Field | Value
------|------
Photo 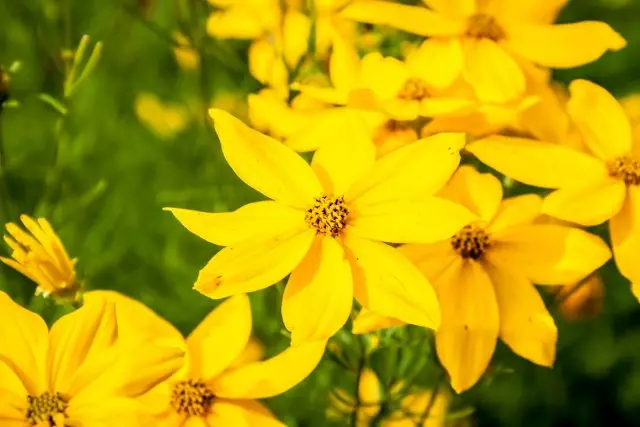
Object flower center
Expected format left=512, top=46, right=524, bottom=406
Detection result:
left=397, top=78, right=431, bottom=101
left=171, top=379, right=216, bottom=417
left=305, top=195, right=349, bottom=237
left=466, top=13, right=505, bottom=41
left=450, top=224, right=491, bottom=260
left=26, top=392, right=68, bottom=426
left=607, top=155, right=640, bottom=185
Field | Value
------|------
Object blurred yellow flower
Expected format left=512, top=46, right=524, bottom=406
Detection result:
left=327, top=368, right=382, bottom=426
left=554, top=274, right=605, bottom=322
left=135, top=92, right=190, bottom=139
left=172, top=32, right=200, bottom=71
left=467, top=80, right=640, bottom=302
left=355, top=166, right=611, bottom=392
left=1, top=214, right=80, bottom=301
left=0, top=291, right=184, bottom=425
left=373, top=120, right=419, bottom=158
left=341, top=0, right=625, bottom=103
left=167, top=109, right=475, bottom=344
left=384, top=388, right=449, bottom=427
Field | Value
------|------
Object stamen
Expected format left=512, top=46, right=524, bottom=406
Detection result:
left=397, top=78, right=431, bottom=101
left=26, top=392, right=68, bottom=426
left=466, top=14, right=505, bottom=41
left=171, top=379, right=215, bottom=417
left=607, top=155, right=640, bottom=185
left=305, top=195, right=349, bottom=237
left=451, top=224, right=491, bottom=260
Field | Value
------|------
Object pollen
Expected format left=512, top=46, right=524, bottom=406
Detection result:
left=171, top=379, right=216, bottom=417
left=607, top=155, right=640, bottom=185
left=305, top=195, right=349, bottom=237
left=397, top=78, right=431, bottom=101
left=466, top=13, right=506, bottom=41
left=451, top=224, right=491, bottom=260
left=26, top=392, right=68, bottom=426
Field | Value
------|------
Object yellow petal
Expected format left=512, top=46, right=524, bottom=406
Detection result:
left=462, top=39, right=525, bottom=103
left=330, top=31, right=360, bottom=93
left=311, top=111, right=376, bottom=195
left=67, top=396, right=145, bottom=426
left=230, top=337, right=265, bottom=368
left=487, top=194, right=542, bottom=233
left=435, top=259, right=499, bottom=393
left=0, top=371, right=25, bottom=421
left=340, top=1, right=466, bottom=37
left=506, top=22, right=626, bottom=69
left=283, top=11, right=311, bottom=68
left=566, top=79, right=632, bottom=161
left=248, top=90, right=311, bottom=140
left=282, top=236, right=353, bottom=345
left=352, top=307, right=405, bottom=334
left=0, top=292, right=47, bottom=396
left=208, top=399, right=285, bottom=427
left=418, top=97, right=475, bottom=118
left=466, top=135, right=608, bottom=189
left=484, top=263, right=557, bottom=367
left=407, top=38, right=464, bottom=90
left=490, top=224, right=611, bottom=285
left=357, top=53, right=409, bottom=103
left=212, top=341, right=326, bottom=399
left=187, top=295, right=252, bottom=380
left=438, top=165, right=503, bottom=222
left=423, top=0, right=475, bottom=17
left=492, top=0, right=567, bottom=23
left=350, top=198, right=476, bottom=244
left=345, top=235, right=440, bottom=329
left=248, top=39, right=289, bottom=97
left=610, top=186, right=640, bottom=289
left=166, top=202, right=305, bottom=247
left=291, top=82, right=348, bottom=105
left=194, top=228, right=315, bottom=299
left=346, top=133, right=465, bottom=206
left=398, top=240, right=459, bottom=283
left=209, top=109, right=322, bottom=208
left=542, top=179, right=626, bottom=226
left=206, top=9, right=266, bottom=39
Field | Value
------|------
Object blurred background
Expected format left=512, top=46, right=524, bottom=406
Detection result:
left=1, top=0, right=640, bottom=426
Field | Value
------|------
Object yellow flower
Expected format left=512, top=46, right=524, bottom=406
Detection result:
left=373, top=120, right=419, bottom=158
left=354, top=166, right=611, bottom=392
left=168, top=109, right=475, bottom=344
left=554, top=274, right=605, bottom=322
left=383, top=389, right=449, bottom=427
left=172, top=32, right=200, bottom=71
left=134, top=93, right=190, bottom=139
left=0, top=291, right=184, bottom=426
left=1, top=215, right=80, bottom=301
left=103, top=293, right=325, bottom=426
left=341, top=0, right=625, bottom=103
left=327, top=368, right=382, bottom=426
left=467, top=80, right=640, bottom=302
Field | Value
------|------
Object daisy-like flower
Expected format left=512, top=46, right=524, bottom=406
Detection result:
left=135, top=93, right=190, bottom=140
left=168, top=109, right=476, bottom=344
left=0, top=292, right=185, bottom=426
left=353, top=166, right=611, bottom=392
left=1, top=215, right=80, bottom=302
left=340, top=0, right=626, bottom=103
left=467, top=80, right=640, bottom=301
left=96, top=292, right=325, bottom=426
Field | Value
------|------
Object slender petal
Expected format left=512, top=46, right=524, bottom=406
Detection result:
left=283, top=11, right=312, bottom=68
left=345, top=235, right=440, bottom=329
left=438, top=165, right=503, bottom=222
left=610, top=186, right=640, bottom=289
left=423, top=0, right=475, bottom=17
left=282, top=237, right=353, bottom=345
left=208, top=399, right=285, bottom=427
left=209, top=109, right=322, bottom=208
left=206, top=10, right=266, bottom=39
left=492, top=0, right=567, bottom=23
left=330, top=32, right=360, bottom=93
left=194, top=228, right=316, bottom=299
left=187, top=295, right=252, bottom=380
left=352, top=307, right=405, bottom=334
left=398, top=240, right=460, bottom=283
left=408, top=38, right=464, bottom=90
left=0, top=372, right=24, bottom=422
left=67, top=396, right=145, bottom=426
left=487, top=194, right=542, bottom=233
left=467, top=135, right=608, bottom=189
left=212, top=341, right=326, bottom=399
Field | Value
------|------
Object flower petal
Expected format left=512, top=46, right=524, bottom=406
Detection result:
left=487, top=194, right=542, bottom=233
left=166, top=202, right=305, bottom=247
left=212, top=341, right=326, bottom=399
left=542, top=179, right=626, bottom=226
left=566, top=80, right=633, bottom=161
left=345, top=235, right=440, bottom=329
left=466, top=135, right=608, bottom=189
left=352, top=307, right=405, bottom=334
left=435, top=259, right=499, bottom=393
left=206, top=10, right=266, bottom=39
left=408, top=38, right=464, bottom=90
left=490, top=224, right=611, bottom=285
left=195, top=228, right=316, bottom=299
left=330, top=31, right=360, bottom=93
left=484, top=263, right=557, bottom=367
left=187, top=295, right=252, bottom=380
left=462, top=39, right=525, bottom=103
left=423, top=0, right=475, bottom=17
left=346, top=133, right=465, bottom=206
left=506, top=22, right=626, bottom=69
left=208, top=399, right=285, bottom=427
left=283, top=11, right=311, bottom=68
left=209, top=109, right=322, bottom=208
left=610, top=186, right=640, bottom=289
left=438, top=165, right=503, bottom=223
left=350, top=198, right=476, bottom=244
left=398, top=240, right=460, bottom=282
left=282, top=236, right=353, bottom=344
left=492, top=0, right=567, bottom=24
left=340, top=1, right=466, bottom=37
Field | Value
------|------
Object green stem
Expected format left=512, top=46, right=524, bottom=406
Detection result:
left=350, top=336, right=367, bottom=427
left=416, top=382, right=442, bottom=427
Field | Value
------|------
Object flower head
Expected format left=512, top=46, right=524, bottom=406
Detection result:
left=134, top=93, right=190, bottom=140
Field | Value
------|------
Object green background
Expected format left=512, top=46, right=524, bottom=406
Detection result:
left=1, top=0, right=640, bottom=425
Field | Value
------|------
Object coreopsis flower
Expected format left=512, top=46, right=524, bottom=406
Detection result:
left=0, top=291, right=184, bottom=426
left=354, top=166, right=611, bottom=392
left=100, top=292, right=325, bottom=426
left=134, top=93, right=190, bottom=140
left=1, top=215, right=80, bottom=302
left=340, top=0, right=626, bottom=103
left=467, top=80, right=640, bottom=302
left=172, top=32, right=200, bottom=71
left=168, top=109, right=475, bottom=344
